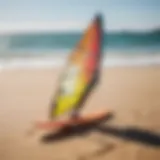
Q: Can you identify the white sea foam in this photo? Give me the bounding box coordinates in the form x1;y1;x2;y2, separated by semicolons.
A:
0;54;160;71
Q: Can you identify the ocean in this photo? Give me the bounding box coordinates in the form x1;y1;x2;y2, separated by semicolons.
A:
0;30;160;70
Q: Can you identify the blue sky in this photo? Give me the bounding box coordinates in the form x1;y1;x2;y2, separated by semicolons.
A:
0;0;159;33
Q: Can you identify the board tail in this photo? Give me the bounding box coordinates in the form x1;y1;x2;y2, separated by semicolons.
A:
49;14;104;119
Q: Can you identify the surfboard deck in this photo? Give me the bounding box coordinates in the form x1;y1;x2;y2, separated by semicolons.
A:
35;111;109;130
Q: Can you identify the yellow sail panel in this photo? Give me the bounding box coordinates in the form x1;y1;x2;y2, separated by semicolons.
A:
50;14;103;118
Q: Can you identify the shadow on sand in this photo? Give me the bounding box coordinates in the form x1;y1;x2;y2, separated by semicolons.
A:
41;113;160;148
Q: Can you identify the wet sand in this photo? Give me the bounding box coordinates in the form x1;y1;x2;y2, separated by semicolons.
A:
0;67;160;160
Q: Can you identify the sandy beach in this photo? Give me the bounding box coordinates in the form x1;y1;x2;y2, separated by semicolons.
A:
0;67;160;160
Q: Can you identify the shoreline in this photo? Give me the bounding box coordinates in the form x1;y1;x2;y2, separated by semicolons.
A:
0;56;160;71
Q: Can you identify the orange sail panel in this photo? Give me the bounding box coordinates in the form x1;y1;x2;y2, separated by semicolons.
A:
50;15;103;118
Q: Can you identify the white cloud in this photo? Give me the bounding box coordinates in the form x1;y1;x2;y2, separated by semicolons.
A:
0;21;86;34
0;20;159;35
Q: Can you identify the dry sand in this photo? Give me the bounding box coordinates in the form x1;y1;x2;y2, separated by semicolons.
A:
0;67;160;160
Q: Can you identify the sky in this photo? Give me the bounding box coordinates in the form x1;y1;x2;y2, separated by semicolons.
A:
0;0;159;33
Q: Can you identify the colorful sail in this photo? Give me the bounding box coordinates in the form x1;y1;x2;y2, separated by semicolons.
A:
50;14;104;118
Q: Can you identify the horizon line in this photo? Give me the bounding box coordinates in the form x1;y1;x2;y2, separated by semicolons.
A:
0;21;159;35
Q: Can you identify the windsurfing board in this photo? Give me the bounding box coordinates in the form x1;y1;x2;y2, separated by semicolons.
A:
35;111;109;131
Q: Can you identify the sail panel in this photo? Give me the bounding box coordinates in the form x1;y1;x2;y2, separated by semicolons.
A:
50;14;103;117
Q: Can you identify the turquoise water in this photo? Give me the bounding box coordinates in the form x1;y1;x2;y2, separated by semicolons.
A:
0;30;160;58
0;30;160;69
